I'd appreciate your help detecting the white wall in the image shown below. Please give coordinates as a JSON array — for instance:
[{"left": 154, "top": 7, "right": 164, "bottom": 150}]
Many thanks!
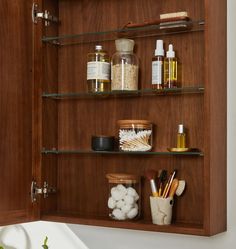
[{"left": 67, "top": 0, "right": 236, "bottom": 248}]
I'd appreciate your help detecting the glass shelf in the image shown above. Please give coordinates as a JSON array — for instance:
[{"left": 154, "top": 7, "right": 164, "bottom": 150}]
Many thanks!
[
  {"left": 42, "top": 86, "right": 204, "bottom": 100},
  {"left": 42, "top": 19, "right": 204, "bottom": 46},
  {"left": 42, "top": 149, "right": 204, "bottom": 156}
]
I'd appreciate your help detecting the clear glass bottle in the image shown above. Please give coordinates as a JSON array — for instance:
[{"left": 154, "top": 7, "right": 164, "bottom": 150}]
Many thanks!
[
  {"left": 111, "top": 39, "right": 139, "bottom": 91},
  {"left": 87, "top": 45, "right": 111, "bottom": 93},
  {"left": 106, "top": 173, "right": 141, "bottom": 221},
  {"left": 177, "top": 124, "right": 186, "bottom": 148},
  {"left": 152, "top": 40, "right": 164, "bottom": 89},
  {"left": 164, "top": 44, "right": 178, "bottom": 88}
]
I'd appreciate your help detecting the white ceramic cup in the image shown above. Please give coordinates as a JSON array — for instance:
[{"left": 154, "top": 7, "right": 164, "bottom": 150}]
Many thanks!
[{"left": 150, "top": 196, "right": 174, "bottom": 225}]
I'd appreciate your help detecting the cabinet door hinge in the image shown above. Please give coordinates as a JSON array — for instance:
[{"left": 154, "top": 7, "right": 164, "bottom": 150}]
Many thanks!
[
  {"left": 31, "top": 181, "right": 56, "bottom": 203},
  {"left": 32, "top": 3, "right": 60, "bottom": 26}
]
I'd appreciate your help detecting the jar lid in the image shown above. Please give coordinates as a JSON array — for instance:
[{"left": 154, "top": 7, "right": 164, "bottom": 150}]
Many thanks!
[
  {"left": 118, "top": 120, "right": 152, "bottom": 125},
  {"left": 118, "top": 120, "right": 152, "bottom": 129},
  {"left": 115, "top": 39, "right": 134, "bottom": 52},
  {"left": 106, "top": 173, "right": 140, "bottom": 184}
]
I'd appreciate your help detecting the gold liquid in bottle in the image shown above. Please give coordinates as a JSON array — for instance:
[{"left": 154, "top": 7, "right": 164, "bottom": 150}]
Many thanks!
[
  {"left": 87, "top": 45, "right": 111, "bottom": 93},
  {"left": 177, "top": 124, "right": 186, "bottom": 148},
  {"left": 164, "top": 44, "right": 177, "bottom": 88}
]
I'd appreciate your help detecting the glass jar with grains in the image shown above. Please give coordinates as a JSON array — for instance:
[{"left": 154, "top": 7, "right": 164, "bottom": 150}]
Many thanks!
[{"left": 111, "top": 39, "right": 139, "bottom": 91}]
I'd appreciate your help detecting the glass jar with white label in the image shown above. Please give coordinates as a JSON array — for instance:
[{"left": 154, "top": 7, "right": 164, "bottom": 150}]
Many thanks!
[{"left": 87, "top": 45, "right": 111, "bottom": 93}]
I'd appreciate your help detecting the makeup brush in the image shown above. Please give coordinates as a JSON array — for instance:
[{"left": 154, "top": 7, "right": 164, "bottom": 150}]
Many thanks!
[
  {"left": 146, "top": 169, "right": 159, "bottom": 197},
  {"left": 175, "top": 180, "right": 186, "bottom": 196},
  {"left": 163, "top": 170, "right": 177, "bottom": 198},
  {"left": 158, "top": 170, "right": 167, "bottom": 196},
  {"left": 168, "top": 178, "right": 179, "bottom": 197}
]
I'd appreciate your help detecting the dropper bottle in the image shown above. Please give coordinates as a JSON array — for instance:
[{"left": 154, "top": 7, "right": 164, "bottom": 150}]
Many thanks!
[
  {"left": 151, "top": 40, "right": 164, "bottom": 89},
  {"left": 177, "top": 124, "right": 186, "bottom": 148},
  {"left": 164, "top": 44, "right": 178, "bottom": 88}
]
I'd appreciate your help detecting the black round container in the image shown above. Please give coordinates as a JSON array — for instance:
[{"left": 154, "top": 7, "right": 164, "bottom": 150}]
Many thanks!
[{"left": 91, "top": 135, "right": 115, "bottom": 151}]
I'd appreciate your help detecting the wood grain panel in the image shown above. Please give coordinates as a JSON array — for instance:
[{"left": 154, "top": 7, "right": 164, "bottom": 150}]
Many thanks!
[
  {"left": 204, "top": 0, "right": 227, "bottom": 235},
  {"left": 41, "top": 0, "right": 59, "bottom": 214},
  {"left": 0, "top": 0, "right": 34, "bottom": 224},
  {"left": 52, "top": 0, "right": 206, "bottom": 230},
  {"left": 41, "top": 0, "right": 226, "bottom": 235}
]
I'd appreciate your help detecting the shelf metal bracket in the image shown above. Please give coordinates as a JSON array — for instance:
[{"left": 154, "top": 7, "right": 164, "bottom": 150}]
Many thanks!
[
  {"left": 31, "top": 181, "right": 57, "bottom": 202},
  {"left": 32, "top": 3, "right": 60, "bottom": 26}
]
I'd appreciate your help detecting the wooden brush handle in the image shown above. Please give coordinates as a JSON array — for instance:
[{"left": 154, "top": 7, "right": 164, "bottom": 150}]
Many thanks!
[{"left": 169, "top": 179, "right": 179, "bottom": 197}]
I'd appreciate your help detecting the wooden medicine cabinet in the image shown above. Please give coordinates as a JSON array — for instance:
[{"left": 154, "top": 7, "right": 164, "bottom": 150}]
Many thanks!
[{"left": 0, "top": 0, "right": 226, "bottom": 236}]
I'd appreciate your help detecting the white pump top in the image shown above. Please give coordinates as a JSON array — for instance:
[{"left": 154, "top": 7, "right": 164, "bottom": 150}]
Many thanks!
[
  {"left": 166, "top": 44, "right": 175, "bottom": 58},
  {"left": 155, "top": 40, "right": 164, "bottom": 56}
]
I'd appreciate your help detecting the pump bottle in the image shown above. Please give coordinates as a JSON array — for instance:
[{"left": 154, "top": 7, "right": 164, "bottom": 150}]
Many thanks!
[
  {"left": 152, "top": 40, "right": 164, "bottom": 89},
  {"left": 164, "top": 44, "right": 178, "bottom": 88}
]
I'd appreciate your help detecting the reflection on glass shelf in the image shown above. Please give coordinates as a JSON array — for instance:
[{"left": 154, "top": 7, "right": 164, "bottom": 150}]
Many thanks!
[
  {"left": 42, "top": 86, "right": 204, "bottom": 99},
  {"left": 42, "top": 19, "right": 204, "bottom": 46},
  {"left": 42, "top": 149, "right": 204, "bottom": 156}
]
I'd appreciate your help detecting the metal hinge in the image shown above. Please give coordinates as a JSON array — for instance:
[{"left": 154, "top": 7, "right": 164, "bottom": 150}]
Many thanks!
[
  {"left": 31, "top": 181, "right": 57, "bottom": 202},
  {"left": 32, "top": 3, "right": 60, "bottom": 26}
]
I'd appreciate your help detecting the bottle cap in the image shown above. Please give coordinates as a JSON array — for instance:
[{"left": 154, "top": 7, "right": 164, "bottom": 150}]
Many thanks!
[
  {"left": 95, "top": 45, "right": 102, "bottom": 50},
  {"left": 115, "top": 39, "right": 135, "bottom": 52},
  {"left": 155, "top": 40, "right": 164, "bottom": 56},
  {"left": 178, "top": 124, "right": 184, "bottom": 133},
  {"left": 167, "top": 44, "right": 175, "bottom": 58}
]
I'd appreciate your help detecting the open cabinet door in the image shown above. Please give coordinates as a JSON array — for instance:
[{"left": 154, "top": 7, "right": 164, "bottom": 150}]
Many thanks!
[{"left": 0, "top": 0, "right": 40, "bottom": 225}]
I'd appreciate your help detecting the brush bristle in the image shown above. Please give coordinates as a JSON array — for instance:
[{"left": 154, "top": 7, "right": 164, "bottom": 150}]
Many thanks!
[
  {"left": 145, "top": 169, "right": 156, "bottom": 180},
  {"left": 159, "top": 170, "right": 167, "bottom": 181}
]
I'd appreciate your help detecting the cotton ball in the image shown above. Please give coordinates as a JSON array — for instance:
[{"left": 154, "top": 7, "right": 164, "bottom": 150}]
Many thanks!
[
  {"left": 112, "top": 208, "right": 126, "bottom": 220},
  {"left": 117, "top": 184, "right": 127, "bottom": 194},
  {"left": 127, "top": 187, "right": 137, "bottom": 197},
  {"left": 108, "top": 197, "right": 116, "bottom": 209},
  {"left": 121, "top": 204, "right": 132, "bottom": 214},
  {"left": 134, "top": 203, "right": 138, "bottom": 210},
  {"left": 111, "top": 189, "right": 123, "bottom": 201},
  {"left": 116, "top": 199, "right": 125, "bottom": 209},
  {"left": 111, "top": 187, "right": 117, "bottom": 195},
  {"left": 127, "top": 207, "right": 138, "bottom": 219},
  {"left": 134, "top": 193, "right": 139, "bottom": 201},
  {"left": 124, "top": 195, "right": 135, "bottom": 205}
]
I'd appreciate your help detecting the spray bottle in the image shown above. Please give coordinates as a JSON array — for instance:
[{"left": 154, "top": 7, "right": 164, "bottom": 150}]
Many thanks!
[{"left": 151, "top": 40, "right": 164, "bottom": 89}]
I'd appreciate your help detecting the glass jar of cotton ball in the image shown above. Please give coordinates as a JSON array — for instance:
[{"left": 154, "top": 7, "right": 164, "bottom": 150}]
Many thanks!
[{"left": 106, "top": 173, "right": 141, "bottom": 221}]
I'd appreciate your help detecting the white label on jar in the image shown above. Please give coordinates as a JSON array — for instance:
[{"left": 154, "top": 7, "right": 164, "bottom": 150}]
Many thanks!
[
  {"left": 87, "top": 61, "right": 110, "bottom": 80},
  {"left": 152, "top": 61, "right": 163, "bottom": 85}
]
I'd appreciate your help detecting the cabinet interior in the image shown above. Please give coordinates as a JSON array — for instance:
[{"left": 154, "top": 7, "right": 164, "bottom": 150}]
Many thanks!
[{"left": 38, "top": 0, "right": 220, "bottom": 235}]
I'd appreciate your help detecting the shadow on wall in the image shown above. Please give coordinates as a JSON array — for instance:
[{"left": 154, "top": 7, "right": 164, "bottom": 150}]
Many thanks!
[{"left": 0, "top": 225, "right": 32, "bottom": 249}]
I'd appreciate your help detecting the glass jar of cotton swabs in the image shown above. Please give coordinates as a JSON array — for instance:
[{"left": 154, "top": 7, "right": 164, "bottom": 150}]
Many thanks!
[{"left": 118, "top": 120, "right": 153, "bottom": 152}]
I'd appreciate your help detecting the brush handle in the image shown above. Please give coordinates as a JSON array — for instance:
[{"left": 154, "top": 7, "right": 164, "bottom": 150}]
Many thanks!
[
  {"left": 163, "top": 171, "right": 176, "bottom": 198},
  {"left": 169, "top": 179, "right": 179, "bottom": 197}
]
